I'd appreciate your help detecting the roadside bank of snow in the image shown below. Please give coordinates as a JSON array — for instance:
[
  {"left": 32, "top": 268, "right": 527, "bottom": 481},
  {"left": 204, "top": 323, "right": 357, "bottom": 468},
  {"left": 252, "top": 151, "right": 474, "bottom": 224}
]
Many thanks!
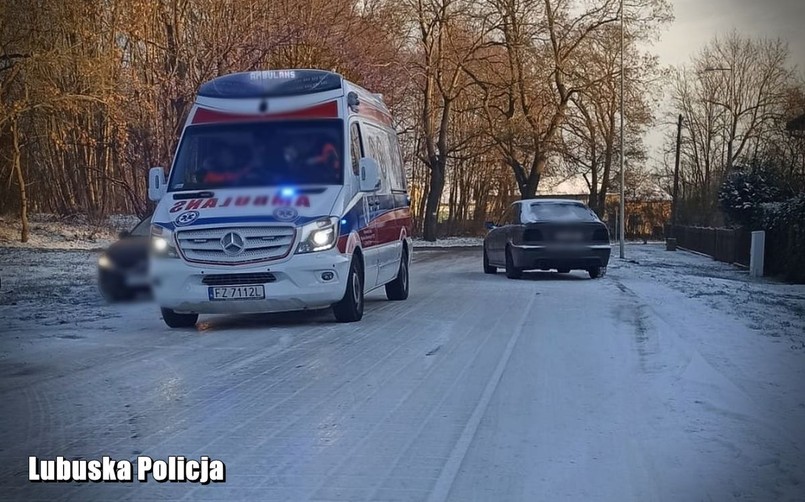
[
  {"left": 412, "top": 237, "right": 483, "bottom": 248},
  {"left": 611, "top": 243, "right": 805, "bottom": 349},
  {"left": 0, "top": 214, "right": 141, "bottom": 250},
  {"left": 0, "top": 247, "right": 114, "bottom": 331}
]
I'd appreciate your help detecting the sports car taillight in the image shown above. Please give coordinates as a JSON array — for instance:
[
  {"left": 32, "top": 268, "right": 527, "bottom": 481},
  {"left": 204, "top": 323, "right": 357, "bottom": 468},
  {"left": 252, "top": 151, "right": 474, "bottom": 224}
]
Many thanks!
[
  {"left": 523, "top": 229, "right": 543, "bottom": 242},
  {"left": 593, "top": 228, "right": 609, "bottom": 242}
]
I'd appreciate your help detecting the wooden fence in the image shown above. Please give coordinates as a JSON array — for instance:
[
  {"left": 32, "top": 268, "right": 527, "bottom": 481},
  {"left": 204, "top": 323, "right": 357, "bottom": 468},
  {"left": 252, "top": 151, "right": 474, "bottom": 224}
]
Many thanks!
[{"left": 665, "top": 225, "right": 751, "bottom": 266}]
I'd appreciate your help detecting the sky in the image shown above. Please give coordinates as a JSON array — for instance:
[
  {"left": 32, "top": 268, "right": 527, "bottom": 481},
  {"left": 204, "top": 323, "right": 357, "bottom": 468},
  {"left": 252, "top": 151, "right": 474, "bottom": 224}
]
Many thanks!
[
  {"left": 644, "top": 0, "right": 805, "bottom": 169},
  {"left": 654, "top": 0, "right": 805, "bottom": 67}
]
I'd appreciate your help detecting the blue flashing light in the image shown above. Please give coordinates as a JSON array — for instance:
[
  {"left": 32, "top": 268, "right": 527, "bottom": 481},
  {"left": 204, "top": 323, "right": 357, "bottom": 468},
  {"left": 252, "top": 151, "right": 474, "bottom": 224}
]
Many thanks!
[
  {"left": 341, "top": 219, "right": 348, "bottom": 226},
  {"left": 280, "top": 187, "right": 296, "bottom": 197}
]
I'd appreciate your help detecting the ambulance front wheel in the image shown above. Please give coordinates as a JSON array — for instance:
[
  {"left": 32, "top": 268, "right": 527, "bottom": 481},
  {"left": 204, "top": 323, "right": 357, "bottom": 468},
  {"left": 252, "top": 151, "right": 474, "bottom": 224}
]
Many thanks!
[
  {"left": 161, "top": 307, "right": 198, "bottom": 328},
  {"left": 333, "top": 257, "right": 364, "bottom": 322}
]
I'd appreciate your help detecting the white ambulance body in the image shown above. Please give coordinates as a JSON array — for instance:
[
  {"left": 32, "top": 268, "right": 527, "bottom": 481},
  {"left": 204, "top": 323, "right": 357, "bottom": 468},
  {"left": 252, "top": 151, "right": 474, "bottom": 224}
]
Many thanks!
[{"left": 147, "top": 69, "right": 412, "bottom": 328}]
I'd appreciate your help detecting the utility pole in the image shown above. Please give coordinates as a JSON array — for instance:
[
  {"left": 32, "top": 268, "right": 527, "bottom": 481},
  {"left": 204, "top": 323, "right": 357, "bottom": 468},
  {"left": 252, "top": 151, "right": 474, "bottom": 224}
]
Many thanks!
[
  {"left": 702, "top": 66, "right": 734, "bottom": 173},
  {"left": 618, "top": 0, "right": 625, "bottom": 259},
  {"left": 671, "top": 114, "right": 683, "bottom": 236}
]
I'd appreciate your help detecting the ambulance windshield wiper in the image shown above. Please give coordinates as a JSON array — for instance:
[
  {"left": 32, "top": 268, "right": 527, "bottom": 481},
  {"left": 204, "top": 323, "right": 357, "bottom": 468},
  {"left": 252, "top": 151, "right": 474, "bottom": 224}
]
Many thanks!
[{"left": 173, "top": 191, "right": 214, "bottom": 200}]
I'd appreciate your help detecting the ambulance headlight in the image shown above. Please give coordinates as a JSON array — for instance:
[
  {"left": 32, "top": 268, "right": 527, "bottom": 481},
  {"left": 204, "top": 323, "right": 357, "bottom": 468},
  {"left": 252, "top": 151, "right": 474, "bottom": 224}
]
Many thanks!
[
  {"left": 296, "top": 217, "right": 339, "bottom": 254},
  {"left": 150, "top": 225, "right": 179, "bottom": 258},
  {"left": 153, "top": 237, "right": 168, "bottom": 251}
]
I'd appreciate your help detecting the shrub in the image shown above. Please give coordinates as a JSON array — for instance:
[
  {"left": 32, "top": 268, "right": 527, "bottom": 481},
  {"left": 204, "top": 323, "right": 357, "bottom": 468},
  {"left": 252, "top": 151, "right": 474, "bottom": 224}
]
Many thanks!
[
  {"left": 762, "top": 193, "right": 805, "bottom": 283},
  {"left": 718, "top": 167, "right": 783, "bottom": 228}
]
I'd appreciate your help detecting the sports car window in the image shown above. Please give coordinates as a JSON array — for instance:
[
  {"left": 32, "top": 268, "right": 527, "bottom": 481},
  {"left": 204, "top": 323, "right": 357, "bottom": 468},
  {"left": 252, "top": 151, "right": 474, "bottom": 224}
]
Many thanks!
[
  {"left": 509, "top": 205, "right": 519, "bottom": 224},
  {"left": 501, "top": 205, "right": 518, "bottom": 225},
  {"left": 130, "top": 215, "right": 153, "bottom": 236},
  {"left": 506, "top": 205, "right": 517, "bottom": 225},
  {"left": 527, "top": 203, "right": 596, "bottom": 222},
  {"left": 496, "top": 208, "right": 508, "bottom": 226}
]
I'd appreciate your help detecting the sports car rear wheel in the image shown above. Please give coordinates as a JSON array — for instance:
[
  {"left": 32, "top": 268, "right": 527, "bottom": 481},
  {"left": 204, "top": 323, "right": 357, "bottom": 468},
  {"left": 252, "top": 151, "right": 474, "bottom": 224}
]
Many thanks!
[
  {"left": 483, "top": 247, "right": 497, "bottom": 274},
  {"left": 505, "top": 247, "right": 522, "bottom": 279},
  {"left": 588, "top": 266, "right": 606, "bottom": 279}
]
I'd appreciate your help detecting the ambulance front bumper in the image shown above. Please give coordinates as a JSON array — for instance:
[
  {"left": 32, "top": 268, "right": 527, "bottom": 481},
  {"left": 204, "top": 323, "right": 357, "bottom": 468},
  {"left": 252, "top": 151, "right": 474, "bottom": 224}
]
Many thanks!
[{"left": 149, "top": 251, "right": 350, "bottom": 314}]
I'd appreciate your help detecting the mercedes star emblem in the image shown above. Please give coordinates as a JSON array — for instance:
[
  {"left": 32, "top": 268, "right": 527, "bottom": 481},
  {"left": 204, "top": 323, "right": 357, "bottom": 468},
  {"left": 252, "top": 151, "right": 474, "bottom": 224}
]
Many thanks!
[{"left": 220, "top": 232, "right": 246, "bottom": 256}]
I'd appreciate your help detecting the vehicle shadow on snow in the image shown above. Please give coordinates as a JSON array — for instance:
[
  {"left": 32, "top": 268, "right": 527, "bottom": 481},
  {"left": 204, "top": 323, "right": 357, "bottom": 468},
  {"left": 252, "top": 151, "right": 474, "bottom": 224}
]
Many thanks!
[
  {"left": 195, "top": 309, "right": 337, "bottom": 331},
  {"left": 173, "top": 294, "right": 395, "bottom": 332},
  {"left": 498, "top": 271, "right": 590, "bottom": 281}
]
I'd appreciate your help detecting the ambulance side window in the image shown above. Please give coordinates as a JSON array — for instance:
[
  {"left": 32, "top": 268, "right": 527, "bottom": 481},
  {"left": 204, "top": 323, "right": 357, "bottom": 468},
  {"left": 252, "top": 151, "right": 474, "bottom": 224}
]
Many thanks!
[
  {"left": 386, "top": 130, "right": 406, "bottom": 192},
  {"left": 363, "top": 124, "right": 395, "bottom": 191},
  {"left": 350, "top": 123, "right": 363, "bottom": 176}
]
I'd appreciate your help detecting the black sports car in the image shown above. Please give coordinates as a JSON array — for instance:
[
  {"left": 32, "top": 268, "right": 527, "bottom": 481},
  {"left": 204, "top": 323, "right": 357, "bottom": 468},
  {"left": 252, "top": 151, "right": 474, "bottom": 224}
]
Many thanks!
[
  {"left": 483, "top": 199, "right": 611, "bottom": 279},
  {"left": 98, "top": 214, "right": 152, "bottom": 302}
]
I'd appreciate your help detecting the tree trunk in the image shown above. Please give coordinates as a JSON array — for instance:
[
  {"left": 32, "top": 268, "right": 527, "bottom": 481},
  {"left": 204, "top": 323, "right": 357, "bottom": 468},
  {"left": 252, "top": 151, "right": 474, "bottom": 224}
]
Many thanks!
[
  {"left": 588, "top": 164, "right": 601, "bottom": 214},
  {"left": 598, "top": 135, "right": 614, "bottom": 213},
  {"left": 520, "top": 154, "right": 545, "bottom": 199},
  {"left": 423, "top": 163, "right": 445, "bottom": 242},
  {"left": 12, "top": 118, "right": 29, "bottom": 243}
]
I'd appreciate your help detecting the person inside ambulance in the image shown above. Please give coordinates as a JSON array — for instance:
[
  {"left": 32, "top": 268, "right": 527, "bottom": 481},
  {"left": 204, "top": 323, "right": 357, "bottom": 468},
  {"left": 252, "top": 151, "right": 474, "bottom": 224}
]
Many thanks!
[
  {"left": 247, "top": 133, "right": 341, "bottom": 185},
  {"left": 308, "top": 138, "right": 340, "bottom": 173},
  {"left": 199, "top": 144, "right": 247, "bottom": 186},
  {"left": 297, "top": 136, "right": 340, "bottom": 184},
  {"left": 249, "top": 140, "right": 301, "bottom": 185},
  {"left": 283, "top": 143, "right": 302, "bottom": 168},
  {"left": 281, "top": 142, "right": 322, "bottom": 184},
  {"left": 240, "top": 140, "right": 271, "bottom": 181}
]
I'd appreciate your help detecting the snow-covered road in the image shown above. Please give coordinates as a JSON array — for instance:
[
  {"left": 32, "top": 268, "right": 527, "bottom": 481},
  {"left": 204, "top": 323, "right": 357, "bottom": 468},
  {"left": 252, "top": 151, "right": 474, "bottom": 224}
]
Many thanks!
[{"left": 1, "top": 245, "right": 804, "bottom": 501}]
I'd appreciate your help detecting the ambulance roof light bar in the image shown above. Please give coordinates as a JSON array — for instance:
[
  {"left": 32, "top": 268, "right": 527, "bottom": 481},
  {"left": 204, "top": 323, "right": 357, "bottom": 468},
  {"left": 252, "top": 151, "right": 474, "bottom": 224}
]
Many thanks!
[{"left": 198, "top": 69, "right": 343, "bottom": 99}]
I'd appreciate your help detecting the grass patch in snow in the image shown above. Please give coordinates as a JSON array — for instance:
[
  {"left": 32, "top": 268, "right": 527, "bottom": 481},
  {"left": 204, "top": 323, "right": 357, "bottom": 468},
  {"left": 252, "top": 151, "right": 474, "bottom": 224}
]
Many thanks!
[
  {"left": 412, "top": 237, "right": 484, "bottom": 248},
  {"left": 0, "top": 213, "right": 142, "bottom": 250}
]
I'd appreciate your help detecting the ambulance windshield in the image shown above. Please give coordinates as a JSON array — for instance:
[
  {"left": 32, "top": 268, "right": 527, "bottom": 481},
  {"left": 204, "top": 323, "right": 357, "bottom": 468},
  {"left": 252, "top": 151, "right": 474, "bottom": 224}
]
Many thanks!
[{"left": 168, "top": 120, "right": 344, "bottom": 191}]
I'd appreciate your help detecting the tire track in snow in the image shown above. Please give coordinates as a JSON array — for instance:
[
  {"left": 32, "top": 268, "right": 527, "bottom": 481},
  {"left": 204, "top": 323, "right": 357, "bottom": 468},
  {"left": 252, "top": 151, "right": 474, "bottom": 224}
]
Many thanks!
[{"left": 427, "top": 292, "right": 537, "bottom": 502}]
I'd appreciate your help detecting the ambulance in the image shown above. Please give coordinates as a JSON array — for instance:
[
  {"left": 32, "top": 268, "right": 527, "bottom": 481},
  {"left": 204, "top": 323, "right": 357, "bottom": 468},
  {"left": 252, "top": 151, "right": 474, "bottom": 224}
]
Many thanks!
[{"left": 147, "top": 69, "right": 412, "bottom": 327}]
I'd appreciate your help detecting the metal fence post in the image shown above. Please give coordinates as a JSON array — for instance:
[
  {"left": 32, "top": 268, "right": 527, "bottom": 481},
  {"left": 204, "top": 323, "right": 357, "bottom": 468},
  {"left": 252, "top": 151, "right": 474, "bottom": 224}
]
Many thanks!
[{"left": 750, "top": 231, "right": 766, "bottom": 277}]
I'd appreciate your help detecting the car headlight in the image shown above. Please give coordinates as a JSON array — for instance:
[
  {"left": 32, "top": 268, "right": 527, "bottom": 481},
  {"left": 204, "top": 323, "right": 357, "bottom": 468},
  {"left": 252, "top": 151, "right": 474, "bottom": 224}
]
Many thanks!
[
  {"left": 150, "top": 225, "right": 179, "bottom": 258},
  {"left": 296, "top": 217, "right": 339, "bottom": 254},
  {"left": 98, "top": 254, "right": 112, "bottom": 269}
]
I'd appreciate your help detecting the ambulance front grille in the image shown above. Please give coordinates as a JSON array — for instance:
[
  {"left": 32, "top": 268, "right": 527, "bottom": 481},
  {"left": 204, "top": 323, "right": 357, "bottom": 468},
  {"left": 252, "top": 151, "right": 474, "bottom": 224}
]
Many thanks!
[{"left": 176, "top": 226, "right": 297, "bottom": 264}]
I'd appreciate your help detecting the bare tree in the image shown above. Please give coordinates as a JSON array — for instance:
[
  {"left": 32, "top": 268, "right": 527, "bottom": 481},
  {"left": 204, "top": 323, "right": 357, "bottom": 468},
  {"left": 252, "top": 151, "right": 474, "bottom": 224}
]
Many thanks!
[
  {"left": 559, "top": 6, "right": 667, "bottom": 216},
  {"left": 465, "top": 0, "right": 629, "bottom": 199},
  {"left": 404, "top": 0, "right": 489, "bottom": 240},
  {"left": 668, "top": 32, "right": 796, "bottom": 224}
]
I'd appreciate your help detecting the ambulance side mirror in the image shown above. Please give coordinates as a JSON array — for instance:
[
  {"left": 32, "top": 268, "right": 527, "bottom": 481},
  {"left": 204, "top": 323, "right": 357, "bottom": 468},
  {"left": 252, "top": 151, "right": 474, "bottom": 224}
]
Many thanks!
[
  {"left": 359, "top": 158, "right": 381, "bottom": 192},
  {"left": 148, "top": 167, "right": 167, "bottom": 201}
]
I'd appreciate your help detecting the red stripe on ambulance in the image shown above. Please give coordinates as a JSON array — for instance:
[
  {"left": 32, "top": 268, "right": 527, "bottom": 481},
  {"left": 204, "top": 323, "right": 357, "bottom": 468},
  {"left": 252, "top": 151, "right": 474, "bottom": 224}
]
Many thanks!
[{"left": 191, "top": 101, "right": 338, "bottom": 125}]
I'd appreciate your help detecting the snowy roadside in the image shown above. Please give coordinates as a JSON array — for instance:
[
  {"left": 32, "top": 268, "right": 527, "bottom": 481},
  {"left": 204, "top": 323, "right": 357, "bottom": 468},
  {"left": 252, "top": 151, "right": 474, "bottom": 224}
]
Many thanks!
[
  {"left": 0, "top": 214, "right": 141, "bottom": 250},
  {"left": 0, "top": 215, "right": 139, "bottom": 328},
  {"left": 610, "top": 243, "right": 805, "bottom": 349},
  {"left": 412, "top": 238, "right": 668, "bottom": 250},
  {"left": 0, "top": 247, "right": 113, "bottom": 331},
  {"left": 412, "top": 237, "right": 483, "bottom": 249}
]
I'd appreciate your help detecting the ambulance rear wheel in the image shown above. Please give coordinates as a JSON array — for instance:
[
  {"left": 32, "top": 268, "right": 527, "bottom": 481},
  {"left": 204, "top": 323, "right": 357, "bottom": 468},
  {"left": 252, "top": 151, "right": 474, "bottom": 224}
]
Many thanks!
[
  {"left": 161, "top": 308, "right": 198, "bottom": 328},
  {"left": 333, "top": 257, "right": 364, "bottom": 322}
]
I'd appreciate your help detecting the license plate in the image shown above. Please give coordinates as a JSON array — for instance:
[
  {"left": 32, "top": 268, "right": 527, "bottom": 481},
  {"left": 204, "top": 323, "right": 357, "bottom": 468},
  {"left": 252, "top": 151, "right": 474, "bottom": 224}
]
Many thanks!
[
  {"left": 126, "top": 274, "right": 149, "bottom": 287},
  {"left": 555, "top": 231, "right": 584, "bottom": 241},
  {"left": 208, "top": 285, "right": 265, "bottom": 301}
]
